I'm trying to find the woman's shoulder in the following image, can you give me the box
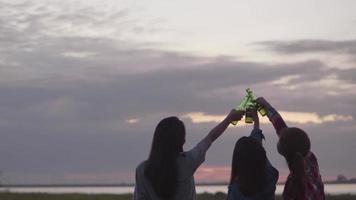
[178,139,210,167]
[136,161,147,175]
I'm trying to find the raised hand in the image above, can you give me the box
[228,109,245,123]
[256,97,272,109]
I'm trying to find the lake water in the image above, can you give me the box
[1,184,356,195]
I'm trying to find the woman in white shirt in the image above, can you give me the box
[134,109,244,200]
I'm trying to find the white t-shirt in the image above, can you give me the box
[133,139,211,200]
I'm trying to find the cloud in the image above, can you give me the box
[62,52,97,58]
[257,39,356,55]
[63,171,135,184]
[269,74,356,95]
[195,165,297,183]
[182,112,228,124]
[270,75,301,85]
[278,111,353,124]
[182,111,353,125]
[0,0,356,184]
[195,166,230,183]
[336,68,356,84]
[255,39,356,70]
[126,118,140,124]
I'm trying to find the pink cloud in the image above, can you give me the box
[63,171,134,184]
[195,165,292,183]
[195,166,231,183]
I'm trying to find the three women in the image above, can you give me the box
[134,97,325,200]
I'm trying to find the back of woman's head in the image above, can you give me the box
[278,127,311,200]
[144,116,186,199]
[230,136,267,196]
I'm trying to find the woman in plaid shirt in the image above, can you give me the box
[256,97,325,200]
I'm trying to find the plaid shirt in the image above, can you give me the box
[269,108,326,200]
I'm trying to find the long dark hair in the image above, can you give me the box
[230,136,267,196]
[144,116,186,199]
[278,127,311,200]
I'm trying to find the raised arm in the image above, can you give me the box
[249,107,265,142]
[256,97,287,137]
[186,109,245,172]
[201,109,244,145]
[252,107,259,131]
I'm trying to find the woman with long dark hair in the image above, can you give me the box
[256,97,325,200]
[134,109,244,200]
[228,108,278,200]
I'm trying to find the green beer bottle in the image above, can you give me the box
[232,88,267,125]
[257,105,268,116]
[245,110,254,123]
[247,88,268,117]
[231,88,255,125]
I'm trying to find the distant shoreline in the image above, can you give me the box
[0,193,356,200]
[1,181,356,188]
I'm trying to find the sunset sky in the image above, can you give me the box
[0,0,355,184]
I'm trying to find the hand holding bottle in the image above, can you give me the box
[256,97,272,110]
[227,109,245,123]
